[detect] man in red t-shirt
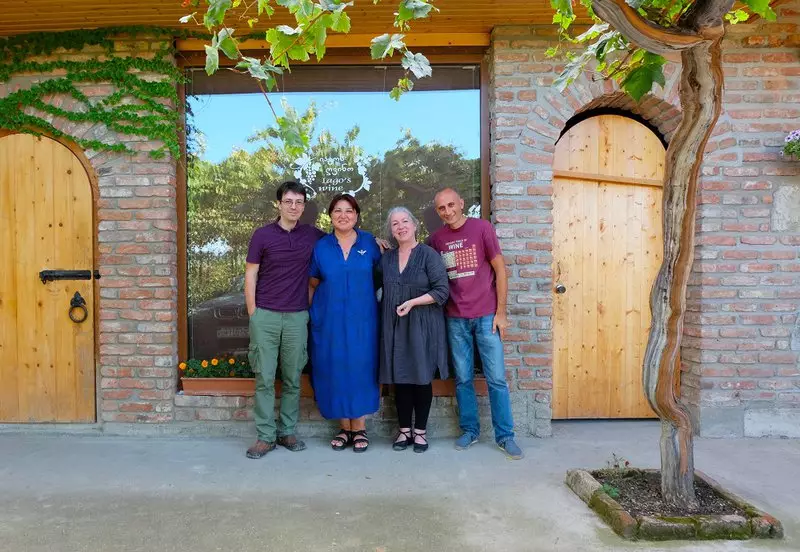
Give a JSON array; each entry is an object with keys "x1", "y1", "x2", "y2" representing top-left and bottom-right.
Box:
[{"x1": 428, "y1": 188, "x2": 523, "y2": 460}]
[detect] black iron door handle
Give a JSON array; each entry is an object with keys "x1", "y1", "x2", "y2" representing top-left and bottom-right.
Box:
[
  {"x1": 555, "y1": 284, "x2": 567, "y2": 294},
  {"x1": 69, "y1": 291, "x2": 89, "y2": 323},
  {"x1": 40, "y1": 270, "x2": 101, "y2": 284}
]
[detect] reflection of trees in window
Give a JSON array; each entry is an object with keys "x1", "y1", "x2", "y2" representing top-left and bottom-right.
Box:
[{"x1": 187, "y1": 103, "x2": 480, "y2": 313}]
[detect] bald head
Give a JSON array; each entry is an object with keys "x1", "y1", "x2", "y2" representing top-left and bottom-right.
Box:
[{"x1": 434, "y1": 187, "x2": 466, "y2": 229}]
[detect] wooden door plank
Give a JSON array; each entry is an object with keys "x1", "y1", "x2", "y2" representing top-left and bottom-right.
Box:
[
  {"x1": 14, "y1": 135, "x2": 41, "y2": 422},
  {"x1": 551, "y1": 178, "x2": 569, "y2": 419},
  {"x1": 0, "y1": 137, "x2": 20, "y2": 420},
  {"x1": 35, "y1": 137, "x2": 59, "y2": 421},
  {"x1": 53, "y1": 139, "x2": 79, "y2": 421},
  {"x1": 71, "y1": 153, "x2": 96, "y2": 422}
]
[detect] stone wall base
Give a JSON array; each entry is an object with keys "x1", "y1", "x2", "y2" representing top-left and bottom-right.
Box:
[
  {"x1": 690, "y1": 404, "x2": 800, "y2": 438},
  {"x1": 173, "y1": 394, "x2": 550, "y2": 438}
]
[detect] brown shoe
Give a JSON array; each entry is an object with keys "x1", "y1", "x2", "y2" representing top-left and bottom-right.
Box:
[
  {"x1": 276, "y1": 434, "x2": 307, "y2": 452},
  {"x1": 246, "y1": 440, "x2": 276, "y2": 459}
]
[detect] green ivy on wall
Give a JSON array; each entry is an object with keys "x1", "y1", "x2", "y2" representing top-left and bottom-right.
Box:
[{"x1": 0, "y1": 27, "x2": 193, "y2": 159}]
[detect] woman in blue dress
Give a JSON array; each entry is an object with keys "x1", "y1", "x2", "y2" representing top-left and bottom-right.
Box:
[{"x1": 309, "y1": 193, "x2": 381, "y2": 452}]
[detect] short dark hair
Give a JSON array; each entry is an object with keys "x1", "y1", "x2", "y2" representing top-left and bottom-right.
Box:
[
  {"x1": 276, "y1": 181, "x2": 308, "y2": 202},
  {"x1": 327, "y1": 193, "x2": 361, "y2": 216}
]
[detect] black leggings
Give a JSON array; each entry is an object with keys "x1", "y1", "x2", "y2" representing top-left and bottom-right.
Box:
[{"x1": 395, "y1": 383, "x2": 433, "y2": 430}]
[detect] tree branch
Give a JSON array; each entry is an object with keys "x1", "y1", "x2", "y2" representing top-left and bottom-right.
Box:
[
  {"x1": 678, "y1": 0, "x2": 736, "y2": 30},
  {"x1": 592, "y1": 0, "x2": 707, "y2": 53}
]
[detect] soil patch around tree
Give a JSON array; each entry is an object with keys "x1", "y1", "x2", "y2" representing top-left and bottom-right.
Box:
[
  {"x1": 564, "y1": 468, "x2": 784, "y2": 541},
  {"x1": 592, "y1": 469, "x2": 745, "y2": 518}
]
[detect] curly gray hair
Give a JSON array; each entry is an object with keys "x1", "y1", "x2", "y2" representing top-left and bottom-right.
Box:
[{"x1": 384, "y1": 206, "x2": 420, "y2": 247}]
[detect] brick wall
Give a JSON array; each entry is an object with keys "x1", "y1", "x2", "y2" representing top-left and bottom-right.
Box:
[
  {"x1": 682, "y1": 3, "x2": 800, "y2": 437},
  {"x1": 1, "y1": 37, "x2": 180, "y2": 423},
  {"x1": 489, "y1": 1, "x2": 800, "y2": 438},
  {"x1": 4, "y1": 13, "x2": 798, "y2": 437}
]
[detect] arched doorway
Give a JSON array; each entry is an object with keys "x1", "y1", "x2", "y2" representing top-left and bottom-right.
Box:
[
  {"x1": 551, "y1": 114, "x2": 665, "y2": 419},
  {"x1": 0, "y1": 133, "x2": 96, "y2": 422}
]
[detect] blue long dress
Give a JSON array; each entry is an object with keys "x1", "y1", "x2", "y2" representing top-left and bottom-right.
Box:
[{"x1": 309, "y1": 230, "x2": 381, "y2": 419}]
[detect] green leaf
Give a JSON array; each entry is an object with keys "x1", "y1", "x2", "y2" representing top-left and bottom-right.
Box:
[
  {"x1": 276, "y1": 24, "x2": 301, "y2": 35},
  {"x1": 204, "y1": 44, "x2": 219, "y2": 75},
  {"x1": 277, "y1": 0, "x2": 315, "y2": 18},
  {"x1": 740, "y1": 0, "x2": 776, "y2": 21},
  {"x1": 258, "y1": 0, "x2": 275, "y2": 16},
  {"x1": 319, "y1": 0, "x2": 353, "y2": 11},
  {"x1": 401, "y1": 51, "x2": 432, "y2": 79},
  {"x1": 314, "y1": 24, "x2": 328, "y2": 60},
  {"x1": 370, "y1": 33, "x2": 405, "y2": 59},
  {"x1": 217, "y1": 28, "x2": 239, "y2": 60},
  {"x1": 329, "y1": 10, "x2": 351, "y2": 32},
  {"x1": 204, "y1": 0, "x2": 232, "y2": 29},
  {"x1": 236, "y1": 57, "x2": 282, "y2": 89},
  {"x1": 550, "y1": 0, "x2": 574, "y2": 30},
  {"x1": 576, "y1": 22, "x2": 609, "y2": 42},
  {"x1": 621, "y1": 53, "x2": 666, "y2": 101},
  {"x1": 389, "y1": 77, "x2": 414, "y2": 100},
  {"x1": 397, "y1": 0, "x2": 435, "y2": 21}
]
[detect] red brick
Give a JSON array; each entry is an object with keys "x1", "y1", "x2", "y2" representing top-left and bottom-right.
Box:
[
  {"x1": 101, "y1": 390, "x2": 133, "y2": 400},
  {"x1": 120, "y1": 402, "x2": 155, "y2": 413},
  {"x1": 759, "y1": 352, "x2": 798, "y2": 364},
  {"x1": 518, "y1": 380, "x2": 552, "y2": 390}
]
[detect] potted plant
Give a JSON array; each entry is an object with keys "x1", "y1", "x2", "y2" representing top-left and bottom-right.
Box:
[
  {"x1": 784, "y1": 130, "x2": 800, "y2": 159},
  {"x1": 179, "y1": 356, "x2": 256, "y2": 396}
]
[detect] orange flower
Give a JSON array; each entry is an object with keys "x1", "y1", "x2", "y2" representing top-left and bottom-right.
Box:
[
  {"x1": 228, "y1": 358, "x2": 236, "y2": 365},
  {"x1": 201, "y1": 360, "x2": 209, "y2": 368},
  {"x1": 211, "y1": 358, "x2": 219, "y2": 366},
  {"x1": 179, "y1": 362, "x2": 186, "y2": 371}
]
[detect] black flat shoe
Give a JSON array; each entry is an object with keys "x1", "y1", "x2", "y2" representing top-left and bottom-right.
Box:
[
  {"x1": 351, "y1": 429, "x2": 369, "y2": 453},
  {"x1": 330, "y1": 429, "x2": 351, "y2": 451},
  {"x1": 413, "y1": 430, "x2": 428, "y2": 453},
  {"x1": 392, "y1": 428, "x2": 412, "y2": 451}
]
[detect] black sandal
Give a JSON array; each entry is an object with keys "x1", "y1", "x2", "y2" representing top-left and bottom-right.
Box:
[
  {"x1": 392, "y1": 428, "x2": 413, "y2": 451},
  {"x1": 413, "y1": 429, "x2": 429, "y2": 453},
  {"x1": 351, "y1": 429, "x2": 369, "y2": 453},
  {"x1": 330, "y1": 429, "x2": 351, "y2": 451}
]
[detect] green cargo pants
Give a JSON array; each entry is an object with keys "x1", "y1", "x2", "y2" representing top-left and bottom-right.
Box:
[{"x1": 248, "y1": 307, "x2": 309, "y2": 442}]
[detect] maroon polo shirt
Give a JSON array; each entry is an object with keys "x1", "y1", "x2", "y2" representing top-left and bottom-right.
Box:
[{"x1": 246, "y1": 222, "x2": 325, "y2": 312}]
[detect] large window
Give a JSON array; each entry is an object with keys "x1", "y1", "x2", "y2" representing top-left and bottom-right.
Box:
[{"x1": 185, "y1": 64, "x2": 482, "y2": 360}]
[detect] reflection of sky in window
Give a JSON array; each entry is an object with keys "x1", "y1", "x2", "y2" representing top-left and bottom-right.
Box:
[{"x1": 189, "y1": 89, "x2": 480, "y2": 163}]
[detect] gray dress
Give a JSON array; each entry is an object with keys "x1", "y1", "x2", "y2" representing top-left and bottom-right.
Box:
[{"x1": 379, "y1": 244, "x2": 450, "y2": 385}]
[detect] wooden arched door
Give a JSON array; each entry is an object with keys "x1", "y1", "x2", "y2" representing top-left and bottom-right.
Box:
[
  {"x1": 0, "y1": 134, "x2": 96, "y2": 422},
  {"x1": 552, "y1": 115, "x2": 665, "y2": 419}
]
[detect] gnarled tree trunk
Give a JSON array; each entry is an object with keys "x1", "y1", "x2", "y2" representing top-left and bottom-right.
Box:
[{"x1": 592, "y1": 0, "x2": 733, "y2": 510}]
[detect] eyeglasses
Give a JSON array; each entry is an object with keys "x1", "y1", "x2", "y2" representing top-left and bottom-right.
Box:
[{"x1": 280, "y1": 199, "x2": 305, "y2": 207}]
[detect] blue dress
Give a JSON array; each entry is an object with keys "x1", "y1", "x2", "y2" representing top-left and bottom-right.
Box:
[{"x1": 309, "y1": 230, "x2": 381, "y2": 419}]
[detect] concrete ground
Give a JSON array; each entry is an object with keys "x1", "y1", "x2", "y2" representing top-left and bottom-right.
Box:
[{"x1": 0, "y1": 421, "x2": 797, "y2": 552}]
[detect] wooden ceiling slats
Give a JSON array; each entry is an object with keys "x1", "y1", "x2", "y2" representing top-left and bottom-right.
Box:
[{"x1": 0, "y1": 0, "x2": 589, "y2": 36}]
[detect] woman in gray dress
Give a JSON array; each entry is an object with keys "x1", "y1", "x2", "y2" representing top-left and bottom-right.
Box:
[{"x1": 379, "y1": 206, "x2": 449, "y2": 453}]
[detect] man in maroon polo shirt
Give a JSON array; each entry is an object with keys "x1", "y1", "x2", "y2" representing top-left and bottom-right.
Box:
[{"x1": 244, "y1": 181, "x2": 324, "y2": 459}]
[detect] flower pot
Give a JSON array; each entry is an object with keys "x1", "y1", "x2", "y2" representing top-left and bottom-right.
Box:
[
  {"x1": 180, "y1": 375, "x2": 315, "y2": 398},
  {"x1": 181, "y1": 377, "x2": 255, "y2": 396}
]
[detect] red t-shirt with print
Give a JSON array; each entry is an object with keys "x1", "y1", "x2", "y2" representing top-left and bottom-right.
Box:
[{"x1": 428, "y1": 217, "x2": 502, "y2": 319}]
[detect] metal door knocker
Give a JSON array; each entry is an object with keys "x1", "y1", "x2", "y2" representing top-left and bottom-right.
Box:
[{"x1": 69, "y1": 291, "x2": 89, "y2": 323}]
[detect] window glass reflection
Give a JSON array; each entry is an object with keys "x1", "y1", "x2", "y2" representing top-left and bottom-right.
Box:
[{"x1": 186, "y1": 66, "x2": 481, "y2": 361}]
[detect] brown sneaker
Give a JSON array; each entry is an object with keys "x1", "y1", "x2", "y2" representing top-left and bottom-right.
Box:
[
  {"x1": 246, "y1": 440, "x2": 276, "y2": 459},
  {"x1": 276, "y1": 434, "x2": 307, "y2": 452}
]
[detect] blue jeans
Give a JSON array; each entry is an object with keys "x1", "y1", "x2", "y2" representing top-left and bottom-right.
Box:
[{"x1": 446, "y1": 315, "x2": 515, "y2": 444}]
